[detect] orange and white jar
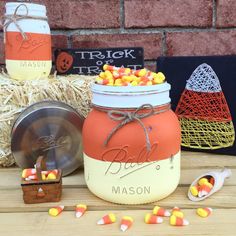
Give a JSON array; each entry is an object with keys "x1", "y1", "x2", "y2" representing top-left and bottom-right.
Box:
[
  {"x1": 83, "y1": 83, "x2": 181, "y2": 204},
  {"x1": 4, "y1": 2, "x2": 52, "y2": 80}
]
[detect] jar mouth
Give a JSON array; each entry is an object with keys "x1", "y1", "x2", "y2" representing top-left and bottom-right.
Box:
[
  {"x1": 92, "y1": 103, "x2": 171, "y2": 111},
  {"x1": 92, "y1": 82, "x2": 171, "y2": 108},
  {"x1": 5, "y1": 2, "x2": 47, "y2": 16}
]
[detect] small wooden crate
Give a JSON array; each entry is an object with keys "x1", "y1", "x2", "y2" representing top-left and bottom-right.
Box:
[{"x1": 21, "y1": 156, "x2": 62, "y2": 204}]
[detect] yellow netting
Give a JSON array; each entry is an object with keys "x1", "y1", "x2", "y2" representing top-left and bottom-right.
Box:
[
  {"x1": 0, "y1": 72, "x2": 95, "y2": 167},
  {"x1": 179, "y1": 117, "x2": 235, "y2": 149}
]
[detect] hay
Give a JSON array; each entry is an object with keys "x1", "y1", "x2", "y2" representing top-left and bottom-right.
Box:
[{"x1": 0, "y1": 72, "x2": 95, "y2": 167}]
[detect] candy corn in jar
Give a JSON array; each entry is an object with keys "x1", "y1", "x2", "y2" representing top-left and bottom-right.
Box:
[
  {"x1": 3, "y1": 2, "x2": 52, "y2": 80},
  {"x1": 82, "y1": 67, "x2": 181, "y2": 204}
]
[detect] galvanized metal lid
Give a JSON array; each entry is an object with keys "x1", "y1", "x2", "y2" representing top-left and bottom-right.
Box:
[{"x1": 11, "y1": 101, "x2": 84, "y2": 176}]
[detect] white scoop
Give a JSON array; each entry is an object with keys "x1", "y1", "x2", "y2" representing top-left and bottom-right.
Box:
[{"x1": 188, "y1": 168, "x2": 232, "y2": 202}]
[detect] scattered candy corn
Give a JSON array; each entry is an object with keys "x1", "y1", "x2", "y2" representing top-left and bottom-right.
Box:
[
  {"x1": 144, "y1": 213, "x2": 163, "y2": 224},
  {"x1": 153, "y1": 206, "x2": 170, "y2": 217},
  {"x1": 49, "y1": 206, "x2": 64, "y2": 217},
  {"x1": 171, "y1": 207, "x2": 184, "y2": 218},
  {"x1": 170, "y1": 215, "x2": 189, "y2": 226},
  {"x1": 196, "y1": 207, "x2": 212, "y2": 218},
  {"x1": 95, "y1": 64, "x2": 166, "y2": 86},
  {"x1": 75, "y1": 204, "x2": 87, "y2": 218},
  {"x1": 97, "y1": 213, "x2": 116, "y2": 225},
  {"x1": 120, "y1": 216, "x2": 133, "y2": 232}
]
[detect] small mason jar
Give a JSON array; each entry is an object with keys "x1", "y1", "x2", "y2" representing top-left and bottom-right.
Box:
[
  {"x1": 4, "y1": 2, "x2": 52, "y2": 80},
  {"x1": 83, "y1": 83, "x2": 181, "y2": 204}
]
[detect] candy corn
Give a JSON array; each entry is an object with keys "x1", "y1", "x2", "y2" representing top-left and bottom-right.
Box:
[
  {"x1": 153, "y1": 72, "x2": 166, "y2": 84},
  {"x1": 46, "y1": 170, "x2": 58, "y2": 180},
  {"x1": 171, "y1": 207, "x2": 184, "y2": 218},
  {"x1": 41, "y1": 173, "x2": 46, "y2": 180},
  {"x1": 153, "y1": 206, "x2": 170, "y2": 217},
  {"x1": 120, "y1": 216, "x2": 133, "y2": 232},
  {"x1": 48, "y1": 206, "x2": 64, "y2": 217},
  {"x1": 25, "y1": 174, "x2": 38, "y2": 181},
  {"x1": 198, "y1": 182, "x2": 213, "y2": 197},
  {"x1": 22, "y1": 168, "x2": 36, "y2": 178},
  {"x1": 75, "y1": 204, "x2": 87, "y2": 218},
  {"x1": 209, "y1": 177, "x2": 215, "y2": 185},
  {"x1": 144, "y1": 213, "x2": 163, "y2": 224},
  {"x1": 97, "y1": 213, "x2": 116, "y2": 225},
  {"x1": 96, "y1": 64, "x2": 166, "y2": 86},
  {"x1": 198, "y1": 177, "x2": 209, "y2": 186},
  {"x1": 190, "y1": 185, "x2": 199, "y2": 197},
  {"x1": 103, "y1": 64, "x2": 119, "y2": 71},
  {"x1": 170, "y1": 215, "x2": 189, "y2": 226},
  {"x1": 197, "y1": 207, "x2": 212, "y2": 218}
]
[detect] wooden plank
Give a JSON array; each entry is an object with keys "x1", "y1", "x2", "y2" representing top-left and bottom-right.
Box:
[
  {"x1": 0, "y1": 209, "x2": 235, "y2": 236},
  {"x1": 181, "y1": 151, "x2": 236, "y2": 168},
  {"x1": 0, "y1": 166, "x2": 235, "y2": 189},
  {"x1": 0, "y1": 186, "x2": 235, "y2": 213}
]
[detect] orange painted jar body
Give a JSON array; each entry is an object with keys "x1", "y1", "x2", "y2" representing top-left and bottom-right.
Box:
[
  {"x1": 83, "y1": 83, "x2": 181, "y2": 204},
  {"x1": 4, "y1": 2, "x2": 52, "y2": 80}
]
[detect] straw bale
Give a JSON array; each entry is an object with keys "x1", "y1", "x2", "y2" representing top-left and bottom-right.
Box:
[{"x1": 0, "y1": 72, "x2": 95, "y2": 167}]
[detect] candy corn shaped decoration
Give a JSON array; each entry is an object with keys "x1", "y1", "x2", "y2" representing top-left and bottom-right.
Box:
[
  {"x1": 145, "y1": 213, "x2": 163, "y2": 224},
  {"x1": 175, "y1": 63, "x2": 235, "y2": 149},
  {"x1": 197, "y1": 207, "x2": 212, "y2": 218},
  {"x1": 153, "y1": 206, "x2": 170, "y2": 217},
  {"x1": 97, "y1": 213, "x2": 116, "y2": 225},
  {"x1": 75, "y1": 204, "x2": 87, "y2": 218},
  {"x1": 120, "y1": 216, "x2": 133, "y2": 232},
  {"x1": 171, "y1": 207, "x2": 184, "y2": 218},
  {"x1": 22, "y1": 168, "x2": 36, "y2": 178},
  {"x1": 37, "y1": 187, "x2": 45, "y2": 198},
  {"x1": 170, "y1": 215, "x2": 189, "y2": 226},
  {"x1": 49, "y1": 206, "x2": 64, "y2": 217}
]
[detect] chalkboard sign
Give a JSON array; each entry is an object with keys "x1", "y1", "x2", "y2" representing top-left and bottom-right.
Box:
[{"x1": 55, "y1": 47, "x2": 144, "y2": 75}]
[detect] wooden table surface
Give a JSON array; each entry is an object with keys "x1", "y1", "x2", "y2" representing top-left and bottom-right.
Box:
[{"x1": 0, "y1": 151, "x2": 235, "y2": 236}]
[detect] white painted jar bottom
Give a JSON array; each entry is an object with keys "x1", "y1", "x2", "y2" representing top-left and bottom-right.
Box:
[
  {"x1": 6, "y1": 60, "x2": 52, "y2": 80},
  {"x1": 84, "y1": 151, "x2": 180, "y2": 204}
]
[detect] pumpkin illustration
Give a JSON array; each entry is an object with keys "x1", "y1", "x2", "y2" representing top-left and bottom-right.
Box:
[{"x1": 56, "y1": 51, "x2": 73, "y2": 73}]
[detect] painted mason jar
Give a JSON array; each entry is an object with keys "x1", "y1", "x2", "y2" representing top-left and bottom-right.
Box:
[
  {"x1": 4, "y1": 2, "x2": 52, "y2": 80},
  {"x1": 83, "y1": 83, "x2": 181, "y2": 204}
]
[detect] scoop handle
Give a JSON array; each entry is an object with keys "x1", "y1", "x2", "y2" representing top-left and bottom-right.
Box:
[{"x1": 221, "y1": 168, "x2": 232, "y2": 179}]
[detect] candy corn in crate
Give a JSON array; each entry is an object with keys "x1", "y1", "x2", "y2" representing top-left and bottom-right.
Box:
[{"x1": 21, "y1": 156, "x2": 62, "y2": 204}]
